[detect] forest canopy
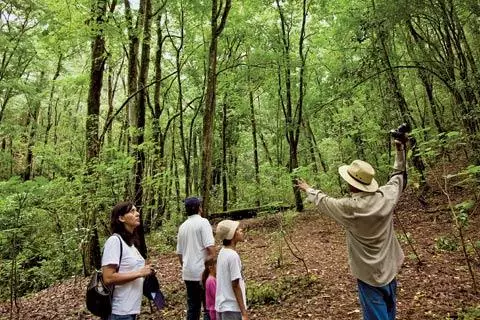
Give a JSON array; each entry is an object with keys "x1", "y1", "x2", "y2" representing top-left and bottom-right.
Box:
[{"x1": 1, "y1": 0, "x2": 479, "y2": 300}]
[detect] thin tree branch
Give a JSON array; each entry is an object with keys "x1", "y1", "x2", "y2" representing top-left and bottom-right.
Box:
[{"x1": 99, "y1": 71, "x2": 177, "y2": 142}]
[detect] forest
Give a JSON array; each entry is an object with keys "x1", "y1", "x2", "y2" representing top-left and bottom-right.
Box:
[{"x1": 1, "y1": 0, "x2": 480, "y2": 318}]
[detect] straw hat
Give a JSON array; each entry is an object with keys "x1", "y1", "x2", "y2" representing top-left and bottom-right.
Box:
[
  {"x1": 216, "y1": 220, "x2": 240, "y2": 241},
  {"x1": 338, "y1": 160, "x2": 379, "y2": 193}
]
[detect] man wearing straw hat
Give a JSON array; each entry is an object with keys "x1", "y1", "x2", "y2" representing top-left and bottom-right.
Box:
[{"x1": 297, "y1": 140, "x2": 407, "y2": 320}]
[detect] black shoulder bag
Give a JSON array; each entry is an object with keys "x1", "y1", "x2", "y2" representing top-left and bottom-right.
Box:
[{"x1": 86, "y1": 234, "x2": 123, "y2": 318}]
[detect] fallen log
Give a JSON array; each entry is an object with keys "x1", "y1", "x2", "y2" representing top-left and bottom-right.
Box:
[{"x1": 210, "y1": 204, "x2": 295, "y2": 221}]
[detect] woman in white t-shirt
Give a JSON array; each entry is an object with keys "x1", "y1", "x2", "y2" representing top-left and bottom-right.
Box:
[{"x1": 101, "y1": 201, "x2": 153, "y2": 320}]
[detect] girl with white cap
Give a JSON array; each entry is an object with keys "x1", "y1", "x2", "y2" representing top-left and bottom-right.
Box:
[{"x1": 215, "y1": 220, "x2": 247, "y2": 320}]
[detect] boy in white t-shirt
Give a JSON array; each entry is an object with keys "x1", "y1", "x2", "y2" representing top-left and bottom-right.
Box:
[{"x1": 215, "y1": 220, "x2": 248, "y2": 320}]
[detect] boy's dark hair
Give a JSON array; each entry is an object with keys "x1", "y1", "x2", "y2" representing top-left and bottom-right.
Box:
[
  {"x1": 185, "y1": 197, "x2": 201, "y2": 216},
  {"x1": 222, "y1": 239, "x2": 233, "y2": 246},
  {"x1": 110, "y1": 201, "x2": 139, "y2": 246}
]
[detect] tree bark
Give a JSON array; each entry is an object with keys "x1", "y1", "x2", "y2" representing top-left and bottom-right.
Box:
[
  {"x1": 150, "y1": 9, "x2": 167, "y2": 229},
  {"x1": 303, "y1": 118, "x2": 328, "y2": 173},
  {"x1": 84, "y1": 0, "x2": 109, "y2": 272},
  {"x1": 221, "y1": 99, "x2": 229, "y2": 211},
  {"x1": 249, "y1": 89, "x2": 260, "y2": 206},
  {"x1": 133, "y1": 0, "x2": 152, "y2": 258},
  {"x1": 124, "y1": 0, "x2": 143, "y2": 144},
  {"x1": 201, "y1": 0, "x2": 232, "y2": 217},
  {"x1": 275, "y1": 0, "x2": 307, "y2": 212},
  {"x1": 23, "y1": 72, "x2": 45, "y2": 181},
  {"x1": 40, "y1": 54, "x2": 63, "y2": 177}
]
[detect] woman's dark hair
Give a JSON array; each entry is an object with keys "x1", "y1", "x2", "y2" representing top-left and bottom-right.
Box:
[
  {"x1": 201, "y1": 257, "x2": 217, "y2": 289},
  {"x1": 222, "y1": 239, "x2": 233, "y2": 246},
  {"x1": 110, "y1": 201, "x2": 139, "y2": 246}
]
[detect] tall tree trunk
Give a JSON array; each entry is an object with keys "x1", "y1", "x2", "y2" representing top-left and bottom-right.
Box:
[
  {"x1": 303, "y1": 118, "x2": 327, "y2": 173},
  {"x1": 406, "y1": 20, "x2": 444, "y2": 133},
  {"x1": 259, "y1": 132, "x2": 273, "y2": 166},
  {"x1": 249, "y1": 89, "x2": 260, "y2": 206},
  {"x1": 193, "y1": 132, "x2": 200, "y2": 194},
  {"x1": 221, "y1": 99, "x2": 229, "y2": 211},
  {"x1": 23, "y1": 72, "x2": 45, "y2": 181},
  {"x1": 200, "y1": 0, "x2": 232, "y2": 217},
  {"x1": 377, "y1": 29, "x2": 415, "y2": 126},
  {"x1": 275, "y1": 0, "x2": 307, "y2": 212},
  {"x1": 168, "y1": 6, "x2": 190, "y2": 196},
  {"x1": 123, "y1": 0, "x2": 143, "y2": 199},
  {"x1": 84, "y1": 0, "x2": 109, "y2": 273},
  {"x1": 124, "y1": 0, "x2": 143, "y2": 143},
  {"x1": 133, "y1": 0, "x2": 152, "y2": 258},
  {"x1": 150, "y1": 8, "x2": 167, "y2": 229},
  {"x1": 40, "y1": 54, "x2": 63, "y2": 177},
  {"x1": 102, "y1": 56, "x2": 124, "y2": 147},
  {"x1": 439, "y1": 0, "x2": 480, "y2": 154}
]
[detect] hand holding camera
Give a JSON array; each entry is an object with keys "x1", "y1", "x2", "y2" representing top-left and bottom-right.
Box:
[
  {"x1": 390, "y1": 123, "x2": 411, "y2": 151},
  {"x1": 390, "y1": 123, "x2": 410, "y2": 143}
]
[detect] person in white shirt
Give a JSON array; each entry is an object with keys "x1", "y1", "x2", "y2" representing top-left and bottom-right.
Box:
[
  {"x1": 215, "y1": 220, "x2": 248, "y2": 320},
  {"x1": 177, "y1": 197, "x2": 216, "y2": 320},
  {"x1": 102, "y1": 201, "x2": 153, "y2": 320}
]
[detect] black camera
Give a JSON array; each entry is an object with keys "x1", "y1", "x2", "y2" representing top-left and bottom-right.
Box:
[{"x1": 390, "y1": 123, "x2": 411, "y2": 143}]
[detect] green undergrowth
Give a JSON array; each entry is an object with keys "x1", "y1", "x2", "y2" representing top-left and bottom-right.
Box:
[
  {"x1": 247, "y1": 274, "x2": 319, "y2": 306},
  {"x1": 447, "y1": 306, "x2": 480, "y2": 320}
]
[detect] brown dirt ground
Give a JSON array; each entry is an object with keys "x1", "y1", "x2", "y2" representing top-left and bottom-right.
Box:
[{"x1": 1, "y1": 166, "x2": 480, "y2": 319}]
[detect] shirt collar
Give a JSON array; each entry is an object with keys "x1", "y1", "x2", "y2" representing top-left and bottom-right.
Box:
[{"x1": 351, "y1": 191, "x2": 375, "y2": 198}]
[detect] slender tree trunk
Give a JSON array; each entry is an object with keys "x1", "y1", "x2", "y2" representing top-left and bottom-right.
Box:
[
  {"x1": 303, "y1": 118, "x2": 327, "y2": 173},
  {"x1": 405, "y1": 20, "x2": 444, "y2": 133},
  {"x1": 201, "y1": 0, "x2": 232, "y2": 217},
  {"x1": 151, "y1": 9, "x2": 166, "y2": 228},
  {"x1": 249, "y1": 89, "x2": 260, "y2": 206},
  {"x1": 40, "y1": 54, "x2": 63, "y2": 177},
  {"x1": 133, "y1": 0, "x2": 152, "y2": 258},
  {"x1": 193, "y1": 132, "x2": 200, "y2": 194},
  {"x1": 275, "y1": 0, "x2": 307, "y2": 211},
  {"x1": 230, "y1": 151, "x2": 238, "y2": 205},
  {"x1": 124, "y1": 0, "x2": 143, "y2": 142},
  {"x1": 259, "y1": 132, "x2": 273, "y2": 166},
  {"x1": 84, "y1": 0, "x2": 109, "y2": 273},
  {"x1": 168, "y1": 6, "x2": 190, "y2": 196},
  {"x1": 23, "y1": 72, "x2": 45, "y2": 181},
  {"x1": 101, "y1": 56, "x2": 124, "y2": 147},
  {"x1": 172, "y1": 127, "x2": 181, "y2": 213},
  {"x1": 221, "y1": 99, "x2": 229, "y2": 211},
  {"x1": 377, "y1": 29, "x2": 415, "y2": 126}
]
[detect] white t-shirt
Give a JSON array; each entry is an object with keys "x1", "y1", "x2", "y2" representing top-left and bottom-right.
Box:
[
  {"x1": 176, "y1": 214, "x2": 215, "y2": 281},
  {"x1": 101, "y1": 235, "x2": 145, "y2": 315},
  {"x1": 215, "y1": 247, "x2": 247, "y2": 313}
]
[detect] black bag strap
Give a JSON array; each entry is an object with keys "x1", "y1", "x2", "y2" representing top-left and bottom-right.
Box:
[
  {"x1": 112, "y1": 233, "x2": 123, "y2": 272},
  {"x1": 109, "y1": 233, "x2": 123, "y2": 298}
]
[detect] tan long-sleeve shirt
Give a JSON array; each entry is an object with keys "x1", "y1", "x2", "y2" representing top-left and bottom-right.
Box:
[{"x1": 306, "y1": 149, "x2": 406, "y2": 287}]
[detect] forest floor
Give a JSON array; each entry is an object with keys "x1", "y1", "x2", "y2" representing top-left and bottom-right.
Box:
[{"x1": 1, "y1": 162, "x2": 480, "y2": 319}]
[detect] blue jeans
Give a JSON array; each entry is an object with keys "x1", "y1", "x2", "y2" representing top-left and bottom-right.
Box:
[
  {"x1": 357, "y1": 278, "x2": 397, "y2": 320},
  {"x1": 218, "y1": 312, "x2": 242, "y2": 320},
  {"x1": 185, "y1": 280, "x2": 203, "y2": 320},
  {"x1": 108, "y1": 315, "x2": 137, "y2": 320}
]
